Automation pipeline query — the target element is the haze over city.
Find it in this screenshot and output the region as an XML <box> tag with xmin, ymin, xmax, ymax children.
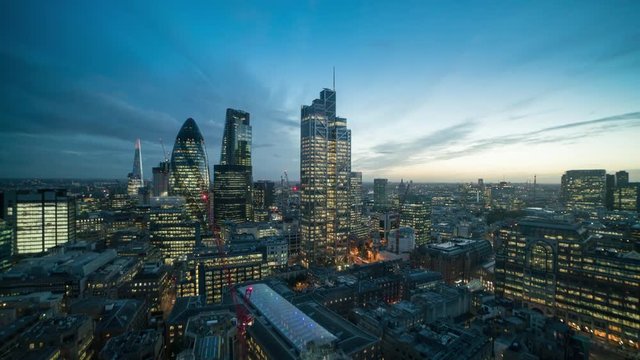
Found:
<box><xmin>1</xmin><ymin>1</ymin><xmax>639</xmax><ymax>182</ymax></box>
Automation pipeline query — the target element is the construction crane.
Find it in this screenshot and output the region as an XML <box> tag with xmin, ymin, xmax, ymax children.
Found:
<box><xmin>159</xmin><ymin>138</ymin><xmax>169</xmax><ymax>162</ymax></box>
<box><xmin>171</xmin><ymin>156</ymin><xmax>254</xmax><ymax>358</ymax></box>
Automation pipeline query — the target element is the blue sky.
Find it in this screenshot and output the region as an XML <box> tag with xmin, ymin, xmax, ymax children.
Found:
<box><xmin>1</xmin><ymin>1</ymin><xmax>639</xmax><ymax>183</ymax></box>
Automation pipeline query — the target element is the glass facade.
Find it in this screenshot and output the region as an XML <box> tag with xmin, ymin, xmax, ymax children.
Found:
<box><xmin>0</xmin><ymin>220</ymin><xmax>12</xmax><ymax>271</ymax></box>
<box><xmin>169</xmin><ymin>118</ymin><xmax>211</xmax><ymax>225</ymax></box>
<box><xmin>213</xmin><ymin>109</ymin><xmax>253</xmax><ymax>227</ymax></box>
<box><xmin>495</xmin><ymin>219</ymin><xmax>640</xmax><ymax>349</ymax></box>
<box><xmin>373</xmin><ymin>178</ymin><xmax>388</xmax><ymax>211</ymax></box>
<box><xmin>300</xmin><ymin>89</ymin><xmax>351</xmax><ymax>268</ymax></box>
<box><xmin>127</xmin><ymin>138</ymin><xmax>144</xmax><ymax>196</ymax></box>
<box><xmin>561</xmin><ymin>169</ymin><xmax>606</xmax><ymax>211</ymax></box>
<box><xmin>149</xmin><ymin>205</ymin><xmax>197</xmax><ymax>264</ymax></box>
<box><xmin>400</xmin><ymin>202</ymin><xmax>431</xmax><ymax>246</ymax></box>
<box><xmin>4</xmin><ymin>189</ymin><xmax>76</xmax><ymax>255</ymax></box>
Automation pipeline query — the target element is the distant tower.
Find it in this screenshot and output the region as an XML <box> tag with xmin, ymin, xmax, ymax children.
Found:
<box><xmin>169</xmin><ymin>118</ymin><xmax>211</xmax><ymax>225</ymax></box>
<box><xmin>127</xmin><ymin>138</ymin><xmax>144</xmax><ymax>195</ymax></box>
<box><xmin>616</xmin><ymin>170</ymin><xmax>629</xmax><ymax>187</ymax></box>
<box><xmin>532</xmin><ymin>175</ymin><xmax>537</xmax><ymax>206</ymax></box>
<box><xmin>213</xmin><ymin>109</ymin><xmax>254</xmax><ymax>229</ymax></box>
<box><xmin>374</xmin><ymin>178</ymin><xmax>388</xmax><ymax>211</ymax></box>
<box><xmin>300</xmin><ymin>88</ymin><xmax>351</xmax><ymax>268</ymax></box>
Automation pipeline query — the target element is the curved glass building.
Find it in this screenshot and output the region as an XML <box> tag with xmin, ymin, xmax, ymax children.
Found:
<box><xmin>169</xmin><ymin>118</ymin><xmax>211</xmax><ymax>225</ymax></box>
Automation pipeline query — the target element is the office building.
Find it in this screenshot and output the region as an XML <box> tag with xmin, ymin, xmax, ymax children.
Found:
<box><xmin>373</xmin><ymin>178</ymin><xmax>388</xmax><ymax>211</ymax></box>
<box><xmin>185</xmin><ymin>248</ymin><xmax>270</xmax><ymax>303</ymax></box>
<box><xmin>400</xmin><ymin>202</ymin><xmax>431</xmax><ymax>246</ymax></box>
<box><xmin>252</xmin><ymin>180</ymin><xmax>275</xmax><ymax>211</ymax></box>
<box><xmin>169</xmin><ymin>118</ymin><xmax>211</xmax><ymax>225</ymax></box>
<box><xmin>99</xmin><ymin>330</ymin><xmax>164</xmax><ymax>360</ymax></box>
<box><xmin>616</xmin><ymin>170</ymin><xmax>630</xmax><ymax>187</ymax></box>
<box><xmin>412</xmin><ymin>239</ymin><xmax>493</xmax><ymax>284</ymax></box>
<box><xmin>149</xmin><ymin>201</ymin><xmax>198</xmax><ymax>265</ymax></box>
<box><xmin>152</xmin><ymin>160</ymin><xmax>170</xmax><ymax>197</ymax></box>
<box><xmin>0</xmin><ymin>219</ymin><xmax>12</xmax><ymax>271</ymax></box>
<box><xmin>561</xmin><ymin>169</ymin><xmax>606</xmax><ymax>211</ymax></box>
<box><xmin>300</xmin><ymin>88</ymin><xmax>351</xmax><ymax>268</ymax></box>
<box><xmin>614</xmin><ymin>183</ymin><xmax>639</xmax><ymax>212</ymax></box>
<box><xmin>213</xmin><ymin>109</ymin><xmax>253</xmax><ymax>228</ymax></box>
<box><xmin>2</xmin><ymin>189</ymin><xmax>76</xmax><ymax>254</ymax></box>
<box><xmin>20</xmin><ymin>314</ymin><xmax>95</xmax><ymax>360</ymax></box>
<box><xmin>350</xmin><ymin>172</ymin><xmax>369</xmax><ymax>240</ymax></box>
<box><xmin>495</xmin><ymin>218</ymin><xmax>640</xmax><ymax>349</ymax></box>
<box><xmin>127</xmin><ymin>138</ymin><xmax>144</xmax><ymax>196</ymax></box>
<box><xmin>387</xmin><ymin>227</ymin><xmax>415</xmax><ymax>254</ymax></box>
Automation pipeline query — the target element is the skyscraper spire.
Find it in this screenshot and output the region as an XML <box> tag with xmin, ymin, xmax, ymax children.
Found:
<box><xmin>127</xmin><ymin>138</ymin><xmax>144</xmax><ymax>195</ymax></box>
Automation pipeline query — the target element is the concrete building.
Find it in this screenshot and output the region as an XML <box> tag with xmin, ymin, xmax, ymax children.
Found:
<box><xmin>100</xmin><ymin>330</ymin><xmax>164</xmax><ymax>360</ymax></box>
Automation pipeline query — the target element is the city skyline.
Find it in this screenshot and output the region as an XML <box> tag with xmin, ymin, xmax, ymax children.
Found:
<box><xmin>1</xmin><ymin>1</ymin><xmax>639</xmax><ymax>183</ymax></box>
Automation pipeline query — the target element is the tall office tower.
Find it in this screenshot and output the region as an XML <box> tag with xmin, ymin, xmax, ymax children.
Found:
<box><xmin>2</xmin><ymin>189</ymin><xmax>76</xmax><ymax>254</ymax></box>
<box><xmin>152</xmin><ymin>160</ymin><xmax>170</xmax><ymax>197</ymax></box>
<box><xmin>300</xmin><ymin>88</ymin><xmax>351</xmax><ymax>268</ymax></box>
<box><xmin>253</xmin><ymin>180</ymin><xmax>275</xmax><ymax>210</ymax></box>
<box><xmin>495</xmin><ymin>218</ymin><xmax>640</xmax><ymax>348</ymax></box>
<box><xmin>0</xmin><ymin>220</ymin><xmax>12</xmax><ymax>271</ymax></box>
<box><xmin>213</xmin><ymin>109</ymin><xmax>253</xmax><ymax>228</ymax></box>
<box><xmin>169</xmin><ymin>118</ymin><xmax>211</xmax><ymax>225</ymax></box>
<box><xmin>606</xmin><ymin>174</ymin><xmax>616</xmax><ymax>210</ymax></box>
<box><xmin>349</xmin><ymin>172</ymin><xmax>368</xmax><ymax>240</ymax></box>
<box><xmin>560</xmin><ymin>169</ymin><xmax>606</xmax><ymax>211</ymax></box>
<box><xmin>400</xmin><ymin>202</ymin><xmax>431</xmax><ymax>246</ymax></box>
<box><xmin>373</xmin><ymin>178</ymin><xmax>388</xmax><ymax>211</ymax></box>
<box><xmin>616</xmin><ymin>170</ymin><xmax>630</xmax><ymax>187</ymax></box>
<box><xmin>127</xmin><ymin>138</ymin><xmax>144</xmax><ymax>196</ymax></box>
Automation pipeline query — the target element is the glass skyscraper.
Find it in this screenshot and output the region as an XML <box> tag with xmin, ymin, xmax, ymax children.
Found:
<box><xmin>127</xmin><ymin>138</ymin><xmax>144</xmax><ymax>196</ymax></box>
<box><xmin>300</xmin><ymin>88</ymin><xmax>351</xmax><ymax>268</ymax></box>
<box><xmin>374</xmin><ymin>178</ymin><xmax>388</xmax><ymax>211</ymax></box>
<box><xmin>213</xmin><ymin>109</ymin><xmax>253</xmax><ymax>228</ymax></box>
<box><xmin>169</xmin><ymin>118</ymin><xmax>211</xmax><ymax>225</ymax></box>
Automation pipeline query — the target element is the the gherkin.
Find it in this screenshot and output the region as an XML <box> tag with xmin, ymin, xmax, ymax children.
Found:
<box><xmin>169</xmin><ymin>118</ymin><xmax>211</xmax><ymax>225</ymax></box>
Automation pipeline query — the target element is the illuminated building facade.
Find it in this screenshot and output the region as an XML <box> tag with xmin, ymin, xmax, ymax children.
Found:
<box><xmin>213</xmin><ymin>109</ymin><xmax>253</xmax><ymax>228</ymax></box>
<box><xmin>149</xmin><ymin>204</ymin><xmax>197</xmax><ymax>264</ymax></box>
<box><xmin>400</xmin><ymin>202</ymin><xmax>431</xmax><ymax>246</ymax></box>
<box><xmin>373</xmin><ymin>178</ymin><xmax>388</xmax><ymax>211</ymax></box>
<box><xmin>187</xmin><ymin>249</ymin><xmax>269</xmax><ymax>303</ymax></box>
<box><xmin>127</xmin><ymin>138</ymin><xmax>144</xmax><ymax>196</ymax></box>
<box><xmin>3</xmin><ymin>189</ymin><xmax>76</xmax><ymax>254</ymax></box>
<box><xmin>561</xmin><ymin>169</ymin><xmax>606</xmax><ymax>211</ymax></box>
<box><xmin>495</xmin><ymin>218</ymin><xmax>640</xmax><ymax>349</ymax></box>
<box><xmin>614</xmin><ymin>183</ymin><xmax>639</xmax><ymax>211</ymax></box>
<box><xmin>169</xmin><ymin>118</ymin><xmax>211</xmax><ymax>225</ymax></box>
<box><xmin>349</xmin><ymin>172</ymin><xmax>369</xmax><ymax>240</ymax></box>
<box><xmin>300</xmin><ymin>88</ymin><xmax>351</xmax><ymax>268</ymax></box>
<box><xmin>0</xmin><ymin>220</ymin><xmax>12</xmax><ymax>271</ymax></box>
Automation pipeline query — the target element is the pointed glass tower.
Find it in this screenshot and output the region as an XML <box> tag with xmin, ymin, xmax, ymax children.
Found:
<box><xmin>169</xmin><ymin>118</ymin><xmax>211</xmax><ymax>225</ymax></box>
<box><xmin>127</xmin><ymin>138</ymin><xmax>144</xmax><ymax>195</ymax></box>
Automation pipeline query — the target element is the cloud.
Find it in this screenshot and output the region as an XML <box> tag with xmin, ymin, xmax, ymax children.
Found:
<box><xmin>429</xmin><ymin>112</ymin><xmax>640</xmax><ymax>161</ymax></box>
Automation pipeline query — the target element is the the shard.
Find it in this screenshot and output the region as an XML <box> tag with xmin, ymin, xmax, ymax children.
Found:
<box><xmin>169</xmin><ymin>118</ymin><xmax>211</xmax><ymax>225</ymax></box>
<box><xmin>127</xmin><ymin>138</ymin><xmax>144</xmax><ymax>195</ymax></box>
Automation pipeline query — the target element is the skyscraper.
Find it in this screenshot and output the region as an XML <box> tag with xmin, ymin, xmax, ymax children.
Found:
<box><xmin>2</xmin><ymin>189</ymin><xmax>76</xmax><ymax>254</ymax></box>
<box><xmin>373</xmin><ymin>178</ymin><xmax>388</xmax><ymax>211</ymax></box>
<box><xmin>169</xmin><ymin>118</ymin><xmax>211</xmax><ymax>225</ymax></box>
<box><xmin>213</xmin><ymin>109</ymin><xmax>253</xmax><ymax>228</ymax></box>
<box><xmin>349</xmin><ymin>172</ymin><xmax>368</xmax><ymax>240</ymax></box>
<box><xmin>616</xmin><ymin>170</ymin><xmax>630</xmax><ymax>187</ymax></box>
<box><xmin>152</xmin><ymin>160</ymin><xmax>170</xmax><ymax>197</ymax></box>
<box><xmin>300</xmin><ymin>88</ymin><xmax>351</xmax><ymax>268</ymax></box>
<box><xmin>127</xmin><ymin>138</ymin><xmax>144</xmax><ymax>196</ymax></box>
<box><xmin>560</xmin><ymin>169</ymin><xmax>606</xmax><ymax>211</ymax></box>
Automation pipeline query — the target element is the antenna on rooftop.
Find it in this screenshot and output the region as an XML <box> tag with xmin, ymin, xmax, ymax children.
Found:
<box><xmin>332</xmin><ymin>66</ymin><xmax>335</xmax><ymax>91</ymax></box>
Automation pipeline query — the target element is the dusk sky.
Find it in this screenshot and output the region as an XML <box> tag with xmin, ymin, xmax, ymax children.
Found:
<box><xmin>1</xmin><ymin>1</ymin><xmax>639</xmax><ymax>183</ymax></box>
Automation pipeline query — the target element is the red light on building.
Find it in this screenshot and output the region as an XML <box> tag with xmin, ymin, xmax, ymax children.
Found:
<box><xmin>292</xmin><ymin>186</ymin><xmax>298</xmax><ymax>192</ymax></box>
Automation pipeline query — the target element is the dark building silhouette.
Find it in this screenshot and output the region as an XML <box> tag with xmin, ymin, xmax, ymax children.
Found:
<box><xmin>213</xmin><ymin>109</ymin><xmax>253</xmax><ymax>228</ymax></box>
<box><xmin>616</xmin><ymin>170</ymin><xmax>630</xmax><ymax>187</ymax></box>
<box><xmin>152</xmin><ymin>160</ymin><xmax>170</xmax><ymax>197</ymax></box>
<box><xmin>374</xmin><ymin>178</ymin><xmax>388</xmax><ymax>211</ymax></box>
